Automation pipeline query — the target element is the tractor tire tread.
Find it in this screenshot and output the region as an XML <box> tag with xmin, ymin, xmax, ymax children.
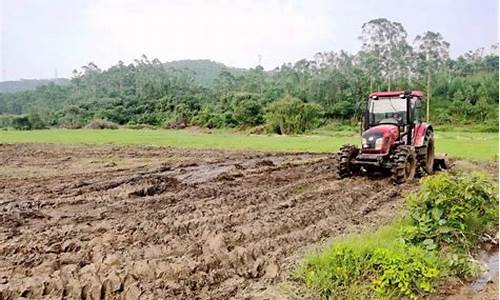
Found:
<box><xmin>391</xmin><ymin>145</ymin><xmax>416</xmax><ymax>184</ymax></box>
<box><xmin>334</xmin><ymin>144</ymin><xmax>359</xmax><ymax>179</ymax></box>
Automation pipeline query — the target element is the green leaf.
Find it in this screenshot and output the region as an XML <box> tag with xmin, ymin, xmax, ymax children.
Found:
<box><xmin>431</xmin><ymin>207</ymin><xmax>443</xmax><ymax>220</ymax></box>
<box><xmin>422</xmin><ymin>239</ymin><xmax>437</xmax><ymax>250</ymax></box>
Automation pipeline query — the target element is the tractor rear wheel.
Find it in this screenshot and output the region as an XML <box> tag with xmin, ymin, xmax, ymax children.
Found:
<box><xmin>335</xmin><ymin>144</ymin><xmax>359</xmax><ymax>179</ymax></box>
<box><xmin>391</xmin><ymin>145</ymin><xmax>416</xmax><ymax>184</ymax></box>
<box><xmin>416</xmin><ymin>131</ymin><xmax>435</xmax><ymax>177</ymax></box>
<box><xmin>422</xmin><ymin>131</ymin><xmax>435</xmax><ymax>174</ymax></box>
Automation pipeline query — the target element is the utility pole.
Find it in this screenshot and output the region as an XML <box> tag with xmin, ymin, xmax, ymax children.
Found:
<box><xmin>258</xmin><ymin>54</ymin><xmax>263</xmax><ymax>95</ymax></box>
<box><xmin>426</xmin><ymin>70</ymin><xmax>431</xmax><ymax>122</ymax></box>
<box><xmin>426</xmin><ymin>53</ymin><xmax>431</xmax><ymax>122</ymax></box>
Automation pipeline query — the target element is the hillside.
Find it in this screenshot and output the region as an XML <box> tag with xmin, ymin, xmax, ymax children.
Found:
<box><xmin>163</xmin><ymin>59</ymin><xmax>246</xmax><ymax>86</ymax></box>
<box><xmin>0</xmin><ymin>60</ymin><xmax>245</xmax><ymax>93</ymax></box>
<box><xmin>0</xmin><ymin>78</ymin><xmax>69</xmax><ymax>93</ymax></box>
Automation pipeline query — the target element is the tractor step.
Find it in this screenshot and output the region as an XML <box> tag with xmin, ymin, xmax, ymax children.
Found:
<box><xmin>433</xmin><ymin>153</ymin><xmax>450</xmax><ymax>171</ymax></box>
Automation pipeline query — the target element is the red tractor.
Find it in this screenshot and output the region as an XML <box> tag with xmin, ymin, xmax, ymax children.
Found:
<box><xmin>335</xmin><ymin>90</ymin><xmax>448</xmax><ymax>184</ymax></box>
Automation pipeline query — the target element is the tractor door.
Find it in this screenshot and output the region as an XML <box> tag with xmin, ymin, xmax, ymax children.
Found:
<box><xmin>413</xmin><ymin>98</ymin><xmax>422</xmax><ymax>125</ymax></box>
<box><xmin>362</xmin><ymin>99</ymin><xmax>371</xmax><ymax>131</ymax></box>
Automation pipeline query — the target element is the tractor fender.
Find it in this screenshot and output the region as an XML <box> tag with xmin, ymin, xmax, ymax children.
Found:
<box><xmin>414</xmin><ymin>123</ymin><xmax>433</xmax><ymax>147</ymax></box>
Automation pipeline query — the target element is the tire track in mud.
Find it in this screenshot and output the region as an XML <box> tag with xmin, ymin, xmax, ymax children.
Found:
<box><xmin>0</xmin><ymin>144</ymin><xmax>410</xmax><ymax>299</ymax></box>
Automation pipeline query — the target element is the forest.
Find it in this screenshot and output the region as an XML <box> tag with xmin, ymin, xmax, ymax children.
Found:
<box><xmin>0</xmin><ymin>18</ymin><xmax>498</xmax><ymax>134</ymax></box>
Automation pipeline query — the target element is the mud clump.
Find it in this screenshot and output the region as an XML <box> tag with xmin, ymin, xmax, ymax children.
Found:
<box><xmin>128</xmin><ymin>176</ymin><xmax>180</xmax><ymax>197</ymax></box>
<box><xmin>0</xmin><ymin>143</ymin><xmax>453</xmax><ymax>299</ymax></box>
<box><xmin>215</xmin><ymin>171</ymin><xmax>243</xmax><ymax>181</ymax></box>
<box><xmin>255</xmin><ymin>159</ymin><xmax>275</xmax><ymax>167</ymax></box>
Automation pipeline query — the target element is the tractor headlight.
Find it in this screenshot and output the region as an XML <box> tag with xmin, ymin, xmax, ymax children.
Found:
<box><xmin>375</xmin><ymin>138</ymin><xmax>384</xmax><ymax>150</ymax></box>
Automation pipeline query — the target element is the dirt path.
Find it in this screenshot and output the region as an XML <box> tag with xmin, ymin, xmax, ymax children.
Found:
<box><xmin>0</xmin><ymin>144</ymin><xmax>494</xmax><ymax>299</ymax></box>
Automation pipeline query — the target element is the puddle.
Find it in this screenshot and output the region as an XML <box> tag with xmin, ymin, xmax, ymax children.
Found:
<box><xmin>471</xmin><ymin>247</ymin><xmax>499</xmax><ymax>291</ymax></box>
<box><xmin>162</xmin><ymin>156</ymin><xmax>290</xmax><ymax>184</ymax></box>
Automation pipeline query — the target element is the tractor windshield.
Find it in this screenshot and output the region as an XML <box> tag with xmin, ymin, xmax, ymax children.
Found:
<box><xmin>368</xmin><ymin>97</ymin><xmax>408</xmax><ymax>125</ymax></box>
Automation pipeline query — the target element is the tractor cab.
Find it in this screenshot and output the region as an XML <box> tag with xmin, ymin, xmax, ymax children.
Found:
<box><xmin>362</xmin><ymin>90</ymin><xmax>424</xmax><ymax>148</ymax></box>
<box><xmin>364</xmin><ymin>92</ymin><xmax>423</xmax><ymax>128</ymax></box>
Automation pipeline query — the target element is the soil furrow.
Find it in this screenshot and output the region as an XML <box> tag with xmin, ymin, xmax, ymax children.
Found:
<box><xmin>0</xmin><ymin>143</ymin><xmax>419</xmax><ymax>299</ymax></box>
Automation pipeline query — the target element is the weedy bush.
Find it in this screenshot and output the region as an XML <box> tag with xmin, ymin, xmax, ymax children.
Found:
<box><xmin>298</xmin><ymin>225</ymin><xmax>442</xmax><ymax>299</ymax></box>
<box><xmin>402</xmin><ymin>172</ymin><xmax>498</xmax><ymax>251</ymax></box>
<box><xmin>85</xmin><ymin>118</ymin><xmax>119</xmax><ymax>129</ymax></box>
<box><xmin>265</xmin><ymin>96</ymin><xmax>322</xmax><ymax>135</ymax></box>
<box><xmin>297</xmin><ymin>172</ymin><xmax>498</xmax><ymax>299</ymax></box>
<box><xmin>0</xmin><ymin>115</ymin><xmax>15</xmax><ymax>128</ymax></box>
<box><xmin>11</xmin><ymin>115</ymin><xmax>32</xmax><ymax>130</ymax></box>
<box><xmin>126</xmin><ymin>123</ymin><xmax>158</xmax><ymax>130</ymax></box>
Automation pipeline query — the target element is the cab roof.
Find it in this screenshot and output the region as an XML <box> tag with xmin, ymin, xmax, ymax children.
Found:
<box><xmin>369</xmin><ymin>90</ymin><xmax>424</xmax><ymax>98</ymax></box>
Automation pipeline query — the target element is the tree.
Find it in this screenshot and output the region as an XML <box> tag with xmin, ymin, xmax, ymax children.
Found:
<box><xmin>359</xmin><ymin>18</ymin><xmax>412</xmax><ymax>90</ymax></box>
<box><xmin>414</xmin><ymin>31</ymin><xmax>450</xmax><ymax>121</ymax></box>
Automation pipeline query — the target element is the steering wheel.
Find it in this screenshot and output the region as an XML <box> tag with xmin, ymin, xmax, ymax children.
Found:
<box><xmin>392</xmin><ymin>113</ymin><xmax>402</xmax><ymax>123</ymax></box>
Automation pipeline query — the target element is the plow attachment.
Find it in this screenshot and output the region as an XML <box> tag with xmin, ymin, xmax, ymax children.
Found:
<box><xmin>433</xmin><ymin>153</ymin><xmax>450</xmax><ymax>171</ymax></box>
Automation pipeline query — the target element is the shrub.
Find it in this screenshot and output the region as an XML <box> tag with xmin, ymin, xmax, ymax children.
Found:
<box><xmin>28</xmin><ymin>110</ymin><xmax>48</xmax><ymax>129</ymax></box>
<box><xmin>85</xmin><ymin>118</ymin><xmax>119</xmax><ymax>129</ymax></box>
<box><xmin>402</xmin><ymin>172</ymin><xmax>498</xmax><ymax>251</ymax></box>
<box><xmin>58</xmin><ymin>105</ymin><xmax>86</xmax><ymax>129</ymax></box>
<box><xmin>164</xmin><ymin>103</ymin><xmax>193</xmax><ymax>129</ymax></box>
<box><xmin>192</xmin><ymin>106</ymin><xmax>225</xmax><ymax>129</ymax></box>
<box><xmin>265</xmin><ymin>95</ymin><xmax>322</xmax><ymax>134</ymax></box>
<box><xmin>11</xmin><ymin>115</ymin><xmax>32</xmax><ymax>130</ymax></box>
<box><xmin>232</xmin><ymin>93</ymin><xmax>264</xmax><ymax>127</ymax></box>
<box><xmin>0</xmin><ymin>115</ymin><xmax>15</xmax><ymax>128</ymax></box>
<box><xmin>126</xmin><ymin>123</ymin><xmax>158</xmax><ymax>130</ymax></box>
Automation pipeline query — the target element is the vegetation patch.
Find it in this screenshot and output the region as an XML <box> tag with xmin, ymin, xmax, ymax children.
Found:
<box><xmin>296</xmin><ymin>172</ymin><xmax>498</xmax><ymax>299</ymax></box>
<box><xmin>0</xmin><ymin>129</ymin><xmax>497</xmax><ymax>161</ymax></box>
<box><xmin>265</xmin><ymin>96</ymin><xmax>322</xmax><ymax>134</ymax></box>
<box><xmin>85</xmin><ymin>118</ymin><xmax>119</xmax><ymax>129</ymax></box>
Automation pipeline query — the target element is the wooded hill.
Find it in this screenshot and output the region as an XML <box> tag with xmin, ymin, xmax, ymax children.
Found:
<box><xmin>0</xmin><ymin>78</ymin><xmax>69</xmax><ymax>93</ymax></box>
<box><xmin>0</xmin><ymin>18</ymin><xmax>498</xmax><ymax>133</ymax></box>
<box><xmin>1</xmin><ymin>60</ymin><xmax>242</xmax><ymax>92</ymax></box>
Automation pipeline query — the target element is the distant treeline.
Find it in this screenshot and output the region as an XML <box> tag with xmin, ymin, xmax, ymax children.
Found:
<box><xmin>0</xmin><ymin>78</ymin><xmax>70</xmax><ymax>93</ymax></box>
<box><xmin>0</xmin><ymin>18</ymin><xmax>498</xmax><ymax>133</ymax></box>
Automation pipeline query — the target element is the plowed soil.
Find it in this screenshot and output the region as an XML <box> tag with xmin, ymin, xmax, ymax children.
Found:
<box><xmin>0</xmin><ymin>143</ymin><xmax>489</xmax><ymax>299</ymax></box>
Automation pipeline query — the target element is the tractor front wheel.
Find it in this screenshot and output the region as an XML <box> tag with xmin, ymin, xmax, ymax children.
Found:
<box><xmin>335</xmin><ymin>144</ymin><xmax>359</xmax><ymax>179</ymax></box>
<box><xmin>391</xmin><ymin>145</ymin><xmax>416</xmax><ymax>184</ymax></box>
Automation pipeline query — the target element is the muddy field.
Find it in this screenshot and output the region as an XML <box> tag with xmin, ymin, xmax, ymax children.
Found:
<box><xmin>0</xmin><ymin>144</ymin><xmax>495</xmax><ymax>299</ymax></box>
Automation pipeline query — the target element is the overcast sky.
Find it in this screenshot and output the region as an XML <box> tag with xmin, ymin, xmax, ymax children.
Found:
<box><xmin>0</xmin><ymin>0</ymin><xmax>498</xmax><ymax>81</ymax></box>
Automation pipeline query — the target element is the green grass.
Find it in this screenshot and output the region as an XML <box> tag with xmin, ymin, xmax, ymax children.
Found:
<box><xmin>434</xmin><ymin>131</ymin><xmax>498</xmax><ymax>161</ymax></box>
<box><xmin>0</xmin><ymin>129</ymin><xmax>359</xmax><ymax>153</ymax></box>
<box><xmin>296</xmin><ymin>172</ymin><xmax>498</xmax><ymax>299</ymax></box>
<box><xmin>297</xmin><ymin>223</ymin><xmax>443</xmax><ymax>299</ymax></box>
<box><xmin>0</xmin><ymin>129</ymin><xmax>497</xmax><ymax>160</ymax></box>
